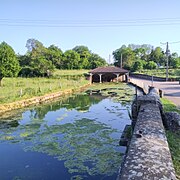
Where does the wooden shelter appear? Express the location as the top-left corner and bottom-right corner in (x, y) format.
(89, 66), (129, 83)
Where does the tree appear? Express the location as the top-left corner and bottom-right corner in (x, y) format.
(113, 46), (135, 69)
(149, 47), (165, 65)
(26, 38), (44, 53)
(169, 53), (180, 68)
(72, 45), (91, 69)
(0, 42), (20, 86)
(88, 53), (107, 69)
(22, 39), (55, 76)
(145, 61), (157, 70)
(62, 50), (81, 69)
(18, 54), (31, 67)
(47, 45), (63, 69)
(132, 60), (145, 72)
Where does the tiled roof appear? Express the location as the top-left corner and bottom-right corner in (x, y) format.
(89, 66), (129, 74)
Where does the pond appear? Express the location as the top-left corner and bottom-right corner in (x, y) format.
(0, 89), (133, 180)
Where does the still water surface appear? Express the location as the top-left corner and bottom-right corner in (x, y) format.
(0, 93), (131, 180)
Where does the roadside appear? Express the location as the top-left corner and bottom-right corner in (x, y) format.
(130, 77), (180, 109)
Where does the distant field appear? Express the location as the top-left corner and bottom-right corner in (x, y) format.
(53, 69), (89, 76)
(0, 76), (89, 104)
(136, 68), (180, 79)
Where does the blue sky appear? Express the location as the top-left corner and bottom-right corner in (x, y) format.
(1, 0), (180, 62)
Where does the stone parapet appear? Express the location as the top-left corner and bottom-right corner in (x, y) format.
(118, 88), (177, 180)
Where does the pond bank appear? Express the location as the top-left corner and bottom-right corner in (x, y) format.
(0, 83), (90, 114)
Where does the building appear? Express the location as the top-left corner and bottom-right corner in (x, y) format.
(89, 66), (129, 83)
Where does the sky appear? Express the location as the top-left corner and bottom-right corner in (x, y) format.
(1, 0), (180, 63)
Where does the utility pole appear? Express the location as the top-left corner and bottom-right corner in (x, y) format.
(165, 42), (170, 81)
(109, 54), (111, 65)
(120, 54), (123, 68)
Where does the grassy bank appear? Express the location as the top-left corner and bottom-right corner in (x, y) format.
(53, 69), (89, 76)
(161, 98), (180, 178)
(136, 68), (180, 79)
(0, 75), (89, 104)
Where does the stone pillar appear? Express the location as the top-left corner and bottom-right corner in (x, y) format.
(115, 73), (119, 82)
(126, 72), (129, 82)
(99, 74), (102, 83)
(89, 73), (92, 84)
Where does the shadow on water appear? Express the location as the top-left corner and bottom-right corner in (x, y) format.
(0, 91), (132, 180)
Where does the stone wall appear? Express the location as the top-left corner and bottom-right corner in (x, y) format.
(118, 88), (177, 180)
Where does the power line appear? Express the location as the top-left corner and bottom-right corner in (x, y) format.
(1, 17), (180, 27)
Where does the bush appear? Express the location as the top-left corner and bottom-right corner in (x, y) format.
(145, 61), (157, 70)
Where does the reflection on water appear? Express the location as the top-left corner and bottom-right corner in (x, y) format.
(0, 94), (131, 180)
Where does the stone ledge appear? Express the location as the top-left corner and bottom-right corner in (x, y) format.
(118, 88), (177, 180)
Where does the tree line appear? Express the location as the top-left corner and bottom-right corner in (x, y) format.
(0, 39), (107, 85)
(113, 44), (180, 71)
(1, 39), (180, 86)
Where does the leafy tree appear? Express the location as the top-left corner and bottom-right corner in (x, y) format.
(145, 61), (157, 70)
(132, 60), (145, 72)
(72, 45), (91, 69)
(0, 42), (20, 86)
(46, 45), (63, 69)
(72, 45), (90, 57)
(149, 47), (165, 65)
(30, 57), (54, 76)
(128, 44), (153, 61)
(88, 53), (107, 69)
(22, 39), (55, 76)
(62, 50), (80, 69)
(113, 46), (135, 69)
(18, 54), (31, 67)
(26, 38), (44, 53)
(169, 53), (180, 68)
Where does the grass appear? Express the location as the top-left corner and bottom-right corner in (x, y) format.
(0, 76), (89, 104)
(53, 69), (89, 77)
(161, 98), (180, 113)
(161, 98), (180, 178)
(135, 68), (180, 79)
(166, 131), (180, 178)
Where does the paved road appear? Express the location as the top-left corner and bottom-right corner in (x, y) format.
(131, 78), (180, 108)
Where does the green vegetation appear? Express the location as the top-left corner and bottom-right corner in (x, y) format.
(161, 98), (180, 177)
(113, 44), (180, 71)
(0, 39), (106, 88)
(86, 82), (134, 105)
(53, 69), (88, 76)
(18, 39), (107, 77)
(0, 42), (20, 86)
(166, 131), (180, 178)
(161, 98), (180, 113)
(135, 68), (180, 79)
(0, 76), (88, 104)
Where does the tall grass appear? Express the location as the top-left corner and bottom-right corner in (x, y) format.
(0, 76), (89, 104)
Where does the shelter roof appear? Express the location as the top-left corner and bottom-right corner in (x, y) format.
(89, 66), (129, 74)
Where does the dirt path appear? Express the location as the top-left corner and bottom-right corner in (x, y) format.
(130, 78), (180, 108)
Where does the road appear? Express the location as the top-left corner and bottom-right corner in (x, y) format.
(130, 78), (180, 108)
